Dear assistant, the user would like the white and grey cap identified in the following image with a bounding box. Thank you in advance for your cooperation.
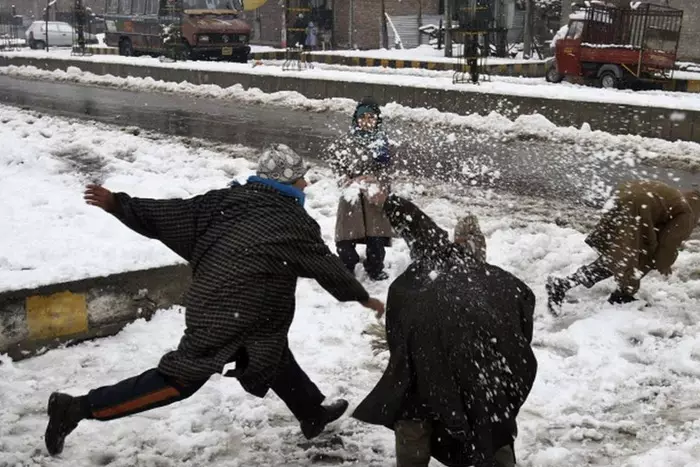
[256,144,309,184]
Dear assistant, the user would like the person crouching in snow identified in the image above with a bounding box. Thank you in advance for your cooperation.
[353,196,537,467]
[44,144,385,456]
[329,97,394,281]
[547,180,700,313]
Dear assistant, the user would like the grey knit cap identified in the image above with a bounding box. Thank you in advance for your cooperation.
[256,144,308,184]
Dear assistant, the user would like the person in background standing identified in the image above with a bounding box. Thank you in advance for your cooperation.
[305,21,318,50]
[328,97,394,281]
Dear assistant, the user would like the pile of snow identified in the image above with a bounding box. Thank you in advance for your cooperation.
[2,106,700,466]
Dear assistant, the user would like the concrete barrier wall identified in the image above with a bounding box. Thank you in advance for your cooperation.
[1,55,697,143]
[250,51,548,78]
[0,264,190,360]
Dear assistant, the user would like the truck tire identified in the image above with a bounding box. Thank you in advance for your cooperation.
[599,71,619,89]
[232,51,248,63]
[546,65,563,83]
[119,38,133,56]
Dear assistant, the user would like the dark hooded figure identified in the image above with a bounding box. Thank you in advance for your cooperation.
[353,196,538,467]
[328,97,394,281]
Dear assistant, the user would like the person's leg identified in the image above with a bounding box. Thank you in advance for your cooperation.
[45,368,208,455]
[364,237,388,280]
[270,349,347,439]
[395,420,433,467]
[336,240,360,274]
[270,351,325,421]
[547,257,613,313]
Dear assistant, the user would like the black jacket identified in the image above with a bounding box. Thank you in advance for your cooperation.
[353,196,537,467]
[111,181,369,396]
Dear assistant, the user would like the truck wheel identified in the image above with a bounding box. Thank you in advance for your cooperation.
[232,51,248,63]
[119,38,133,56]
[179,42,193,61]
[599,71,619,89]
[546,65,563,83]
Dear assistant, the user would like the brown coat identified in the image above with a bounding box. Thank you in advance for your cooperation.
[586,181,700,294]
[329,131,394,243]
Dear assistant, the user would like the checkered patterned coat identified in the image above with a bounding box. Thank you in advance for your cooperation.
[112,182,369,396]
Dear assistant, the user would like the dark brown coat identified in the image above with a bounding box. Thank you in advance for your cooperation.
[586,181,700,294]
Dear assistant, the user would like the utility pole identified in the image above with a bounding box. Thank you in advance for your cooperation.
[523,0,532,59]
[560,0,572,27]
[444,0,452,57]
[381,0,388,49]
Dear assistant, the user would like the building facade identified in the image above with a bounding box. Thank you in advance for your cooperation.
[667,0,700,61]
[241,0,441,49]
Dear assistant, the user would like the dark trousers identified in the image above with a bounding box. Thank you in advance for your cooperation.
[567,257,614,289]
[394,420,516,467]
[336,237,388,277]
[85,349,324,422]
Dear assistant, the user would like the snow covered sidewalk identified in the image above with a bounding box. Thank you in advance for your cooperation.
[2,106,700,465]
[3,47,700,112]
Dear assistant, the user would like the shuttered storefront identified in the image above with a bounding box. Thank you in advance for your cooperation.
[386,15,419,49]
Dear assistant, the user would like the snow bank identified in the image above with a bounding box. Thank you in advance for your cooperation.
[2,64,700,172]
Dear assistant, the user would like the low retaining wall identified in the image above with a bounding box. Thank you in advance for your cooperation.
[1,55,698,143]
[0,264,190,360]
[251,50,548,78]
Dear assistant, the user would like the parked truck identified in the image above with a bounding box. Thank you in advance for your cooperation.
[104,0,252,62]
[546,2,683,89]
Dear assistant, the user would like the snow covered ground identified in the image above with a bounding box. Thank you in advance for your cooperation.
[3,48,700,112]
[308,44,544,66]
[4,65,700,177]
[2,105,700,466]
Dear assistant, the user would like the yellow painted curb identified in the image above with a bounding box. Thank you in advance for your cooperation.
[26,291,88,340]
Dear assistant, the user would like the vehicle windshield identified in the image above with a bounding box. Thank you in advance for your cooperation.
[183,0,242,9]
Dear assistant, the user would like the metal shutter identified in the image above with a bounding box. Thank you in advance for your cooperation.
[386,15,419,49]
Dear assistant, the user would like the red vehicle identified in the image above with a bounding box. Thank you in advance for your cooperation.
[104,0,252,62]
[546,2,683,89]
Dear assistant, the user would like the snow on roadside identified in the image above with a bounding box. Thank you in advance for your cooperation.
[2,105,700,466]
[2,64,700,172]
[0,104,257,292]
[2,47,700,112]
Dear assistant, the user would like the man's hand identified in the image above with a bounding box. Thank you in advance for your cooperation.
[84,184,117,213]
[361,297,385,319]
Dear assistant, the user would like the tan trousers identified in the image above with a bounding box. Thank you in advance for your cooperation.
[395,420,516,467]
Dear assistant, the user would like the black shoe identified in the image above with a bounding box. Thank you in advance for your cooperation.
[367,271,389,281]
[300,399,349,440]
[546,276,568,316]
[45,392,84,456]
[608,291,637,305]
